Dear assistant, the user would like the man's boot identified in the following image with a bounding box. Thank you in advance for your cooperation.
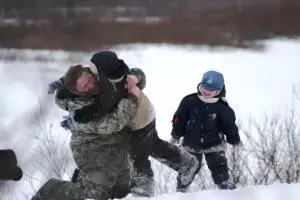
[177,149,200,189]
[131,175,155,197]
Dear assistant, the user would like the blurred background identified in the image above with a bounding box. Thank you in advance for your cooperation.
[0,0,299,50]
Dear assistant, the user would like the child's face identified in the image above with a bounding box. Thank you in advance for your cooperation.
[198,85,218,98]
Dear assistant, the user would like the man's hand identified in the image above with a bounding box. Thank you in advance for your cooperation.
[60,115,75,130]
[125,75,139,91]
[129,85,142,98]
[48,79,63,94]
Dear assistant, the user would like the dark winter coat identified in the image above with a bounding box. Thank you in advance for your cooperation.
[171,92,240,151]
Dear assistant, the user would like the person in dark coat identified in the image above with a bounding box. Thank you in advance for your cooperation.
[0,149,23,181]
[171,70,242,192]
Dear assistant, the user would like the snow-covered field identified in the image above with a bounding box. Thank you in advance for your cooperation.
[129,183,300,200]
[0,39,300,199]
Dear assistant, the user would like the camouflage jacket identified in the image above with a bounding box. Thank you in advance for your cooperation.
[55,91,138,147]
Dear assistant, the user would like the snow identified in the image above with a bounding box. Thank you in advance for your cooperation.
[0,38,300,199]
[127,183,300,200]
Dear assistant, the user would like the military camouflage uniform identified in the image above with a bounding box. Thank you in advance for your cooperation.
[66,67,200,197]
[31,92,138,200]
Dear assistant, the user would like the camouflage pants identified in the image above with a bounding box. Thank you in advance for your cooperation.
[31,166,130,200]
[31,143,131,200]
[31,179,83,200]
[77,162,131,199]
[71,134,131,199]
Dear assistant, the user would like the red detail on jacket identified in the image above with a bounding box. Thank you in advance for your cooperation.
[172,116,180,124]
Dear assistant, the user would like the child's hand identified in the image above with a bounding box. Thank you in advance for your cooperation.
[60,115,75,130]
[125,75,139,91]
[128,85,141,98]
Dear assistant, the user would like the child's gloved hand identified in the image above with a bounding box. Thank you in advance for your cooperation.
[60,115,75,130]
[48,79,63,94]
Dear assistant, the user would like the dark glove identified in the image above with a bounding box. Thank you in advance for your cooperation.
[60,115,75,130]
[48,79,63,94]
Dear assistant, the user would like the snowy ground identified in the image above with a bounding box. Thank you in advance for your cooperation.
[127,183,300,200]
[0,38,300,199]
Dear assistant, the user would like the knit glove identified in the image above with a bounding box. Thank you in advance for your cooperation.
[60,115,75,130]
[48,79,63,94]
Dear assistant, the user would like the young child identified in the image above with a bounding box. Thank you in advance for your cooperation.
[171,70,241,192]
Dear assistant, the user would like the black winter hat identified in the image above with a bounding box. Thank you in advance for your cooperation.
[90,51,129,80]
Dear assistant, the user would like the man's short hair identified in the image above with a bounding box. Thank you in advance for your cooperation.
[63,65,85,93]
